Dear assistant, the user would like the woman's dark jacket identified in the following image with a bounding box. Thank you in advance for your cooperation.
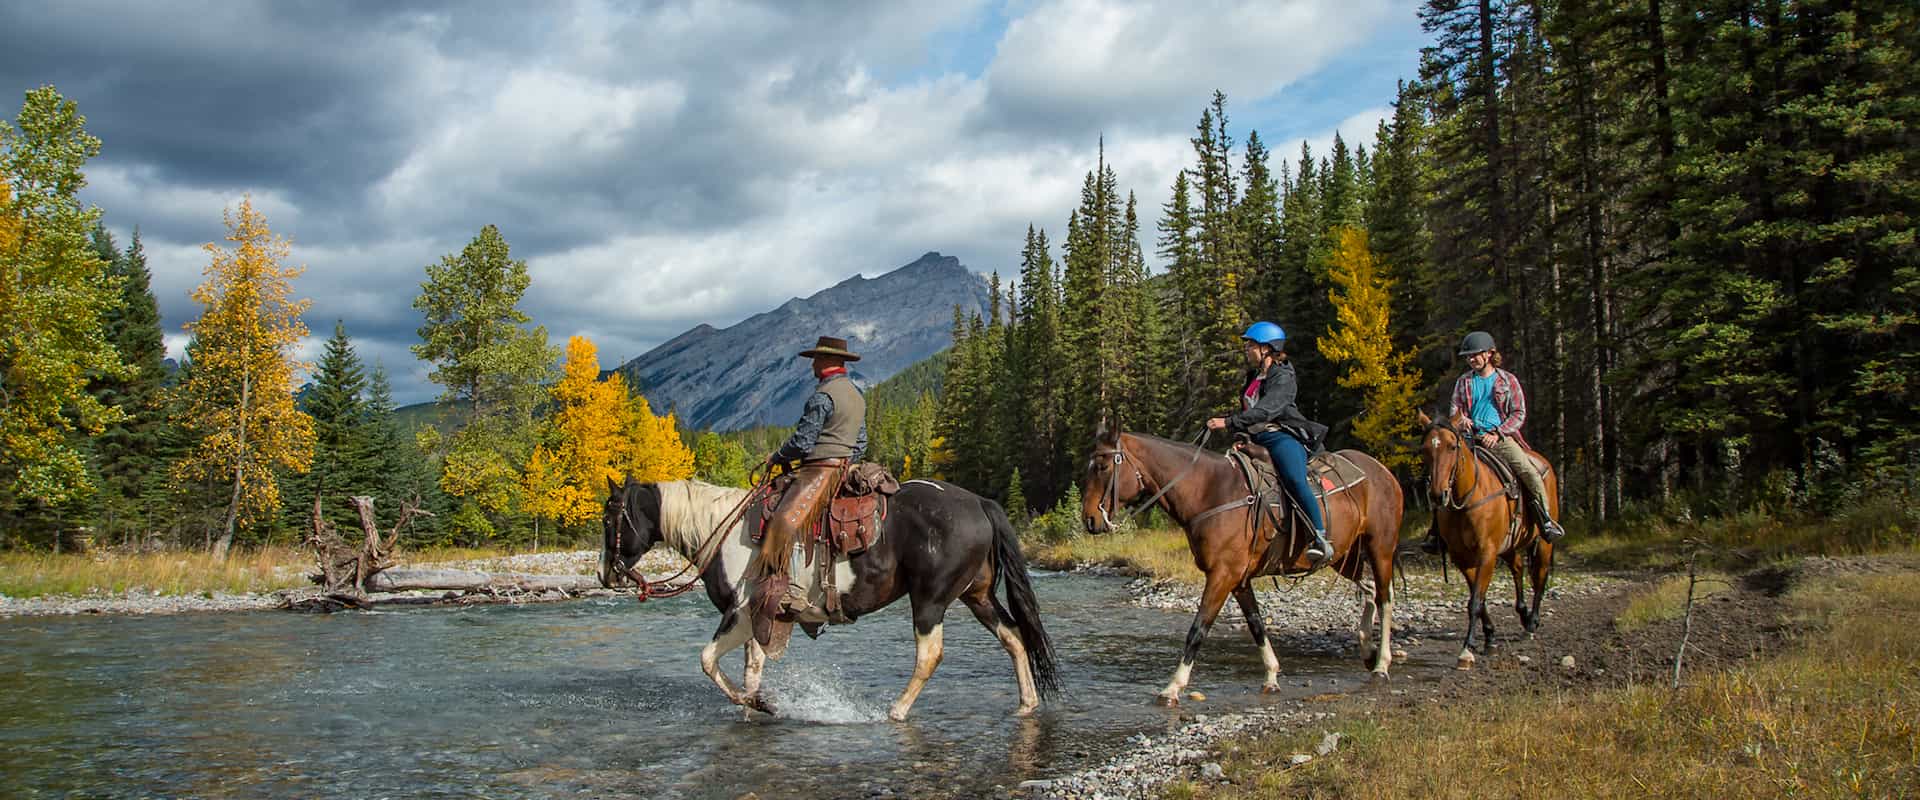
[1227,361,1328,451]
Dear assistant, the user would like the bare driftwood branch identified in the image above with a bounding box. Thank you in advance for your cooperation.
[365,569,602,594]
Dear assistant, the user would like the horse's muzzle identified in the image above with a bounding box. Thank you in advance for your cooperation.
[1084,515,1110,535]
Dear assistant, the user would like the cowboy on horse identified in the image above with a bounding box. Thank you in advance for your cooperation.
[751,335,868,647]
[1420,330,1566,554]
[1205,321,1333,566]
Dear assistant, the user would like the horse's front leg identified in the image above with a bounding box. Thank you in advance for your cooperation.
[1159,572,1237,705]
[1231,585,1282,693]
[741,639,769,712]
[699,611,763,712]
[888,599,948,722]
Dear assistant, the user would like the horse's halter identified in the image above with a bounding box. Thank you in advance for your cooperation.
[1424,422,1479,511]
[602,493,650,590]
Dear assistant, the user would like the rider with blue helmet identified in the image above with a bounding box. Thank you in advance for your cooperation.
[1207,321,1332,565]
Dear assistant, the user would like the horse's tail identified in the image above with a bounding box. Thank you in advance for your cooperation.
[986,499,1060,697]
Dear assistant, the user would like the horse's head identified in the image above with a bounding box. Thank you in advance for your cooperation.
[1081,422,1147,534]
[1416,410,1470,504]
[601,477,663,588]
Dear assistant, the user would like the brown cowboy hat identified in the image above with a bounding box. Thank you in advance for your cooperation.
[797,335,861,361]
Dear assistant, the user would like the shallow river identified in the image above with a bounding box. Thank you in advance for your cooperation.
[0,574,1400,799]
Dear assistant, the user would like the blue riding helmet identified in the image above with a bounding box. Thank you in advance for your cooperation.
[1241,321,1286,346]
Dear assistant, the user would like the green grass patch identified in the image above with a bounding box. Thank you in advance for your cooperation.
[1567,493,1920,573]
[1190,570,1920,799]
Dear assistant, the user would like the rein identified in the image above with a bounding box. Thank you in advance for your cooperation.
[612,470,774,602]
[1092,429,1213,529]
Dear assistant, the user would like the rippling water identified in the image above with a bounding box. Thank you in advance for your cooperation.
[0,574,1382,798]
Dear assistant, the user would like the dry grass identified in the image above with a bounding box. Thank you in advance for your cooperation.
[1029,527,1204,584]
[1614,571,1734,633]
[0,546,312,598]
[0,544,590,599]
[1188,571,1920,799]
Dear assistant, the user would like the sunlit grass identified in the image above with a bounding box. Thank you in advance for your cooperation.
[1189,571,1920,799]
[1613,571,1733,633]
[0,543,600,599]
[1028,527,1204,585]
[0,547,312,598]
[1569,494,1919,572]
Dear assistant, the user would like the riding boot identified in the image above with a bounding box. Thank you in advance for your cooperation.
[1306,528,1332,565]
[1419,518,1445,555]
[1529,496,1566,544]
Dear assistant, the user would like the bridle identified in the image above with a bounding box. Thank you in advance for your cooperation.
[1425,422,1498,511]
[1088,429,1211,529]
[604,473,773,601]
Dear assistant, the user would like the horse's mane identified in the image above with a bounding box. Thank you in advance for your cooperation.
[647,479,750,557]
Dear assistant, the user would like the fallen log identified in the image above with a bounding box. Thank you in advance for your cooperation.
[364,568,603,595]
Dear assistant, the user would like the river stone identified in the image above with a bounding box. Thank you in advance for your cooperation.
[1289,754,1313,766]
[1017,779,1052,790]
[1315,732,1342,756]
[1560,655,1577,669]
[1187,691,1206,702]
[1200,763,1226,780]
[1516,655,1532,664]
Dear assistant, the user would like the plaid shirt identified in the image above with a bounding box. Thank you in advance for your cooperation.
[1450,368,1530,448]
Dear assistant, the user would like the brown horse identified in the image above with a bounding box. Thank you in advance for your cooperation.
[1081,425,1405,704]
[1415,410,1558,670]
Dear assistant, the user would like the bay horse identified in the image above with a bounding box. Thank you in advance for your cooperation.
[1080,425,1404,704]
[601,477,1059,721]
[1416,411,1557,670]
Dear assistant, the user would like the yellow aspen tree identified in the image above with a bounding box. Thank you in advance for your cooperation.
[1321,227,1421,471]
[526,335,628,527]
[170,198,315,560]
[616,385,694,484]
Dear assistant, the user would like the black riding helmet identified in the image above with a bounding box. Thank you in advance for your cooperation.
[1457,331,1496,357]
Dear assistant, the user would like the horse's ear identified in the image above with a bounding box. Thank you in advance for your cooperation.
[1417,409,1432,427]
[607,476,620,496]
[1095,418,1117,445]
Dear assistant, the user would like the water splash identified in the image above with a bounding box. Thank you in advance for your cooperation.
[763,664,887,724]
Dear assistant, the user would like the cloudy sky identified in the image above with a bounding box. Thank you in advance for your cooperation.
[1,0,1424,404]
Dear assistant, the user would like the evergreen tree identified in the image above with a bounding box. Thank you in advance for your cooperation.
[285,321,378,535]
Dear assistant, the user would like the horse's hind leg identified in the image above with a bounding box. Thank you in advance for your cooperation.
[1336,554,1375,663]
[1367,539,1396,679]
[742,640,768,699]
[1160,572,1237,706]
[889,599,948,722]
[961,590,1039,715]
[1231,585,1282,693]
[1527,541,1553,635]
[1506,550,1535,634]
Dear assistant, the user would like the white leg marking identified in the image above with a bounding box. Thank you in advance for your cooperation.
[1374,599,1394,675]
[889,623,945,721]
[993,622,1040,714]
[1159,660,1195,703]
[700,619,755,704]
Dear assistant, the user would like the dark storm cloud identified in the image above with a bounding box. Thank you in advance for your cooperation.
[4,0,1405,403]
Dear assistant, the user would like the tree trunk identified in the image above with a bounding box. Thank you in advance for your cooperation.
[214,368,251,563]
[364,569,602,594]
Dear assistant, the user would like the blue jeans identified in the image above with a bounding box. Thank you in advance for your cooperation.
[1252,430,1325,534]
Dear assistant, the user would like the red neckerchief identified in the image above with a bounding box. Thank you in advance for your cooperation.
[818,366,848,381]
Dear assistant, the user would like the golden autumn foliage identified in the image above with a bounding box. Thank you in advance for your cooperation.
[170,198,315,559]
[1321,227,1420,470]
[524,336,691,526]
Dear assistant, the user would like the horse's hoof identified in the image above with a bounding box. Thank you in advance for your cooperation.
[1156,694,1181,707]
[1368,671,1391,685]
[1014,704,1039,717]
[888,708,911,722]
[1260,683,1281,694]
[742,693,775,715]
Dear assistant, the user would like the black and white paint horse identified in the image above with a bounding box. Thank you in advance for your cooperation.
[601,477,1059,721]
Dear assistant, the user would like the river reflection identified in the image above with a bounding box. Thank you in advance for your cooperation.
[0,575,1363,799]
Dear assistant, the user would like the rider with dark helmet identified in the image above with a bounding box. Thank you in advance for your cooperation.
[1420,331,1566,554]
[1207,321,1333,566]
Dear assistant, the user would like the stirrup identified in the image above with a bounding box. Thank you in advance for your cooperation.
[1540,519,1566,544]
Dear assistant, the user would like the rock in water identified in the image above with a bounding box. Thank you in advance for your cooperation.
[1187,691,1206,702]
